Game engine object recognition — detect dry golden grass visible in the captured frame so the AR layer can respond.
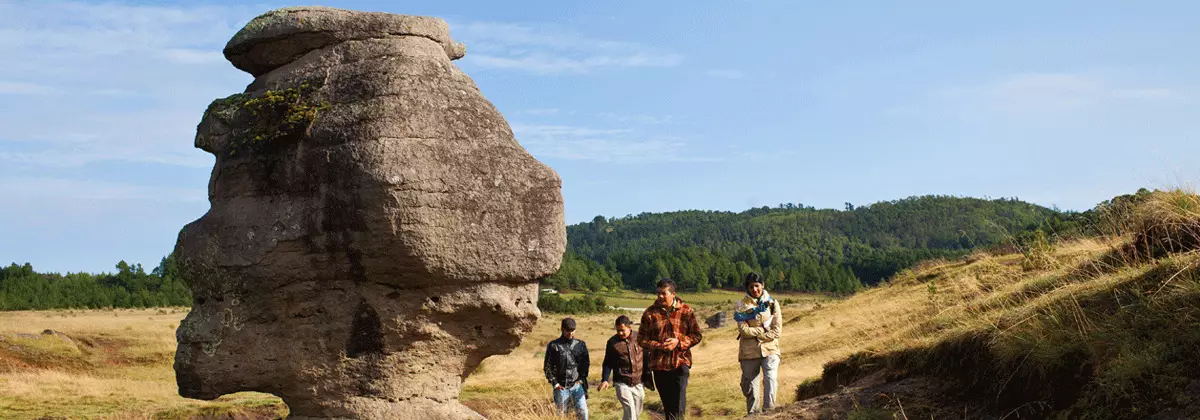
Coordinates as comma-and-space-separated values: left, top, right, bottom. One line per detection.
461, 288, 927, 419
0, 308, 284, 419
0, 239, 1152, 420
462, 235, 1169, 419
10, 189, 1198, 420
778, 191, 1200, 418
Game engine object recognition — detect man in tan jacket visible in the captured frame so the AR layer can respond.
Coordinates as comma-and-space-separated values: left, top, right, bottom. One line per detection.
735, 272, 782, 415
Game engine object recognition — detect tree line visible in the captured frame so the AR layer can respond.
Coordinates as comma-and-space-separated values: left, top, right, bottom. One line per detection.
544, 195, 1093, 295
0, 255, 190, 310
3, 193, 1121, 310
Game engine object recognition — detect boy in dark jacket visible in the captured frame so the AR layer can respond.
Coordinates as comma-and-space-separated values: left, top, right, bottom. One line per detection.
544, 317, 589, 420
599, 315, 645, 420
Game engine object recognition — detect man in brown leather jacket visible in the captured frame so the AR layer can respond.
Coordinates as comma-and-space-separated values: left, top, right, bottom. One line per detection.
599, 315, 645, 420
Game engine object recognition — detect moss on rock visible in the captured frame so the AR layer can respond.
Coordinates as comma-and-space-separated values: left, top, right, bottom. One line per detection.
200, 82, 329, 157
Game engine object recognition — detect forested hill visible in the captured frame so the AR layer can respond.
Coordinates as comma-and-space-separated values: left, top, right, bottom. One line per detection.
547, 195, 1087, 294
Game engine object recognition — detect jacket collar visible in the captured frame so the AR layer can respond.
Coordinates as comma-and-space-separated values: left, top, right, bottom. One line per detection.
651, 297, 684, 312
555, 335, 577, 344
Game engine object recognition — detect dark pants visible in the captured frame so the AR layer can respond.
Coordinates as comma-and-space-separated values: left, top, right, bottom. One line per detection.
652, 365, 690, 420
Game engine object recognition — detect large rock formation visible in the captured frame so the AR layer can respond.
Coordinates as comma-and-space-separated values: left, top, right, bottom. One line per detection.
172, 7, 565, 419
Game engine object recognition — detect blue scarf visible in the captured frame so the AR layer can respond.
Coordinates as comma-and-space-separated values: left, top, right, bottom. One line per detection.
733, 291, 772, 322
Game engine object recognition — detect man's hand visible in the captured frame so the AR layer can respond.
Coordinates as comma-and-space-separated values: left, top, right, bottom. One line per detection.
663, 337, 679, 350
554, 384, 565, 390
598, 381, 611, 391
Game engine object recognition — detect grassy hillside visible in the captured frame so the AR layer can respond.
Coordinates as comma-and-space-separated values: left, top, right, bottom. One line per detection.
767, 188, 1200, 419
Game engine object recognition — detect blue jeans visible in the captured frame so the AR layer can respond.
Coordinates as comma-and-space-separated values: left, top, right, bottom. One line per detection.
553, 382, 589, 420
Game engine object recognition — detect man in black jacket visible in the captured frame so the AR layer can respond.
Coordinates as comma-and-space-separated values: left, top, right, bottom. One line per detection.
544, 317, 590, 420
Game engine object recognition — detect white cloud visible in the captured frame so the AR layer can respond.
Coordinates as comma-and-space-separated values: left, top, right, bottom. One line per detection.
1112, 88, 1173, 99
512, 123, 715, 163
161, 48, 227, 65
470, 53, 681, 74
0, 81, 54, 95
705, 69, 744, 80
453, 22, 635, 51
0, 177, 206, 203
0, 107, 218, 168
0, 2, 247, 55
739, 151, 795, 162
518, 109, 674, 125
596, 112, 676, 125
452, 21, 683, 74
0, 1, 251, 168
522, 108, 563, 115
932, 73, 1177, 115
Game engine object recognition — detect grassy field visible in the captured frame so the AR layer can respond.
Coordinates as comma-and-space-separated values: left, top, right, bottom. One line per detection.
462, 289, 842, 420
6, 235, 1195, 420
0, 308, 285, 419
6, 190, 1196, 419
466, 190, 1200, 419
5, 237, 1194, 419
0, 291, 832, 419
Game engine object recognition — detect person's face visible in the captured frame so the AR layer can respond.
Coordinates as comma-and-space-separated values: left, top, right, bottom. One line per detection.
748, 282, 764, 298
656, 286, 675, 306
615, 324, 632, 339
562, 328, 575, 338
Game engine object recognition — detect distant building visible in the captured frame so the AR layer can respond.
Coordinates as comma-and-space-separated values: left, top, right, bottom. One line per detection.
540, 288, 558, 295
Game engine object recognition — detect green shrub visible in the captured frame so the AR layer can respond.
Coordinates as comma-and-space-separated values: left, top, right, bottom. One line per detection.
537, 293, 611, 314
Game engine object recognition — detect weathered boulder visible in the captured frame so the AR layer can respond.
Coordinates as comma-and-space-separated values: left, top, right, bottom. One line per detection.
173, 7, 565, 419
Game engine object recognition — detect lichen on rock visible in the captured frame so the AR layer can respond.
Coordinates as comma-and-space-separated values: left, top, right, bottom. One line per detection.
197, 82, 329, 157
174, 6, 564, 420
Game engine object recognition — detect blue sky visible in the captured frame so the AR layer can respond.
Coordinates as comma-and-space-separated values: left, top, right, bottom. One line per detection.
2, 0, 1198, 274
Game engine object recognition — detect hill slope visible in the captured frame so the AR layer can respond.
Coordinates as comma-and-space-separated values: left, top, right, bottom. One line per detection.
766, 189, 1200, 419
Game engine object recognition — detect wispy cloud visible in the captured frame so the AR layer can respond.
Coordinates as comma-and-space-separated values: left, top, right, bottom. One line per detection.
930, 73, 1177, 115
517, 109, 676, 125
521, 108, 562, 115
705, 69, 744, 80
1111, 88, 1173, 99
596, 112, 676, 125
0, 81, 55, 95
0, 2, 248, 56
452, 22, 683, 74
161, 48, 227, 65
469, 53, 680, 74
0, 108, 217, 168
739, 151, 795, 162
0, 1, 251, 168
512, 124, 715, 163
0, 177, 206, 203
